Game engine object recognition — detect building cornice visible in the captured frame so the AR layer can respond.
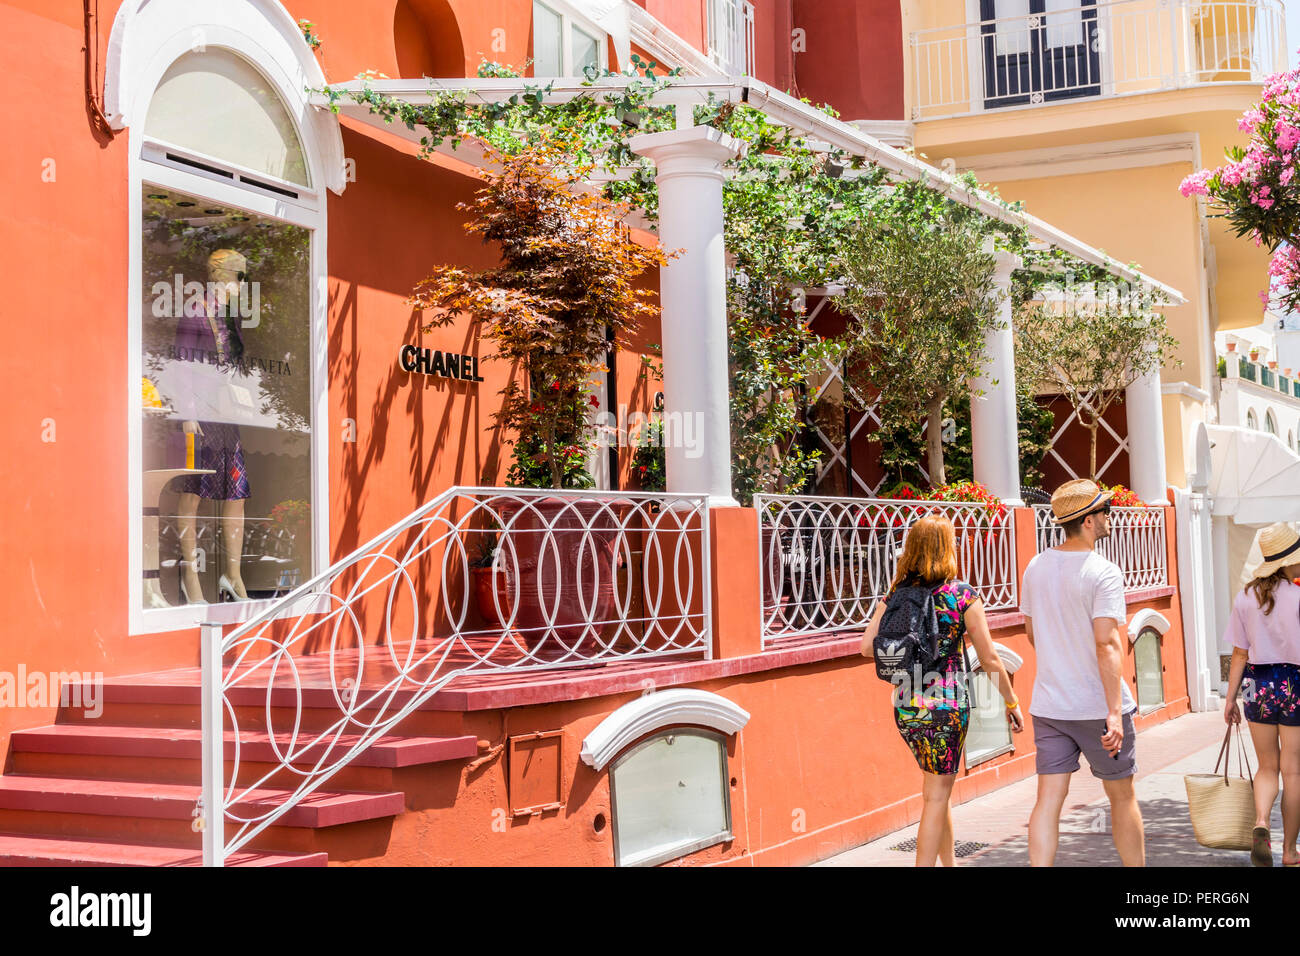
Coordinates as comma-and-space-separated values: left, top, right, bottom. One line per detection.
956, 133, 1199, 183
1162, 381, 1211, 404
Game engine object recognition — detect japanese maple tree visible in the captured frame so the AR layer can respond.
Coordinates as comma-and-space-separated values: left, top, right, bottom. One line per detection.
410, 133, 670, 489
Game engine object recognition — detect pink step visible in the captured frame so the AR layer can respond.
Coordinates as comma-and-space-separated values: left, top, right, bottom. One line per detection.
0, 775, 404, 828
0, 832, 325, 867
14, 725, 478, 769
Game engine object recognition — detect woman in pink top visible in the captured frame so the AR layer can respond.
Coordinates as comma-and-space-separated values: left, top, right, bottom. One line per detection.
1224, 523, 1300, 867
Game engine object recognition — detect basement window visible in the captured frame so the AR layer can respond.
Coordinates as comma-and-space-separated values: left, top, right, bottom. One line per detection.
965, 671, 1014, 767
609, 729, 732, 866
1134, 627, 1165, 713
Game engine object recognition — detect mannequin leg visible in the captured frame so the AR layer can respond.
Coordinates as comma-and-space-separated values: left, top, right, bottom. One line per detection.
177, 491, 207, 604
220, 498, 249, 600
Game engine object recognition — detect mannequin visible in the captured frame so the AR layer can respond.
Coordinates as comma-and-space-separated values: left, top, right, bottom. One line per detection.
175, 248, 251, 603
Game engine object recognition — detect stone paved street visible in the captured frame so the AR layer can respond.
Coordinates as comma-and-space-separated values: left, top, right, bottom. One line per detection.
816, 707, 1290, 867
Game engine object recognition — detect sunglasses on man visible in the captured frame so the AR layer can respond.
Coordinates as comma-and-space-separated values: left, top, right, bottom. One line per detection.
1084, 503, 1112, 519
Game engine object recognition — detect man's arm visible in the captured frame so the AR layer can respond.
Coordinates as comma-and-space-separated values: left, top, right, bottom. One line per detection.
1094, 615, 1125, 755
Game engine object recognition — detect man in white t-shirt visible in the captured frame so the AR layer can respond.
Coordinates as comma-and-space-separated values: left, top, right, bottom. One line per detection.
1020, 478, 1144, 867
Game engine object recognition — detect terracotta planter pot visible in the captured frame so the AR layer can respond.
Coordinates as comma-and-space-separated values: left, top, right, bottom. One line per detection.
491, 496, 630, 658
472, 566, 510, 629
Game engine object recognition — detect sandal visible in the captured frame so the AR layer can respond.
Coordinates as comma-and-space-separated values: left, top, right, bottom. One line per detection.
1252, 826, 1273, 868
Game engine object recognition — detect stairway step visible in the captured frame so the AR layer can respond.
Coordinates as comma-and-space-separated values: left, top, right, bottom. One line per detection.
0, 832, 325, 867
14, 725, 478, 769
0, 776, 404, 829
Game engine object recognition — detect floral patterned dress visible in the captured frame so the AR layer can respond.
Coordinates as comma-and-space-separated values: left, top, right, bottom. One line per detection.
892, 579, 978, 775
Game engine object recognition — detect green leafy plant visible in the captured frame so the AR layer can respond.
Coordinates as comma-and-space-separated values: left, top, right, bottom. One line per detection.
631, 419, 666, 491
1014, 281, 1179, 479
297, 19, 321, 50
839, 182, 1007, 487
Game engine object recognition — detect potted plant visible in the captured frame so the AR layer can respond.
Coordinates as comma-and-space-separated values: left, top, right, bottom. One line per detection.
1250, 347, 1261, 361
1226, 341, 1238, 353
410, 134, 668, 656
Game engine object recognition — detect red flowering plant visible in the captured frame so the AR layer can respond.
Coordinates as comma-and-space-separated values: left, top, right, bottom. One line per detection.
1102, 483, 1146, 508
859, 480, 1008, 532
1180, 62, 1300, 310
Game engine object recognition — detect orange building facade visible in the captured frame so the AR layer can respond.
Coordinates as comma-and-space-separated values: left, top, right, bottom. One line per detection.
0, 0, 1191, 866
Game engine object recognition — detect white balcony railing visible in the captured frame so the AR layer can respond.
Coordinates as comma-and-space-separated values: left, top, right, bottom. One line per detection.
200, 487, 710, 864
910, 0, 1286, 120
755, 495, 1018, 647
1034, 504, 1168, 590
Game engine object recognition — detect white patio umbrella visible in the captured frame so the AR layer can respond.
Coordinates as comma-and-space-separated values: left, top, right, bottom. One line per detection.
1207, 424, 1300, 524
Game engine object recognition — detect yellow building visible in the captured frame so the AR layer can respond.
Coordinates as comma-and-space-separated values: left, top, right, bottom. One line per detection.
900, 0, 1284, 489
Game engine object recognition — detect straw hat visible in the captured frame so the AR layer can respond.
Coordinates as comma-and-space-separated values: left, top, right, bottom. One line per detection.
1243, 523, 1300, 582
1049, 478, 1114, 524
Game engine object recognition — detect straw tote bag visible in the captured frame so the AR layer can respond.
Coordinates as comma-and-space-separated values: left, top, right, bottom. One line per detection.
1184, 724, 1256, 851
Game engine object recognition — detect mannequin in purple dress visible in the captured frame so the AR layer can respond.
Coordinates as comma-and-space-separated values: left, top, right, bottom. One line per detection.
174, 248, 252, 604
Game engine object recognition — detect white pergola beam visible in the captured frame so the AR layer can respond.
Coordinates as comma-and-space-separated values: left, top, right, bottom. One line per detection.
311, 75, 1186, 303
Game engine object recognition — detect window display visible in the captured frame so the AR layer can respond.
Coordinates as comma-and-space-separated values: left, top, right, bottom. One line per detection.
140, 186, 312, 609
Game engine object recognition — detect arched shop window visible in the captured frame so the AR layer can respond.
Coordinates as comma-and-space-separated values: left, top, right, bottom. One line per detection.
609, 729, 733, 867
1133, 627, 1165, 712
116, 1, 343, 632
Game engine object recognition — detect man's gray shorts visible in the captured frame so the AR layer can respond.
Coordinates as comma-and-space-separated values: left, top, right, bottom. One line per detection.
1033, 711, 1137, 779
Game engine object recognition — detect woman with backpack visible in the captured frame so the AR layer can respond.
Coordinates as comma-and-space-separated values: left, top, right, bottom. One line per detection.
861, 514, 1023, 866
1223, 522, 1300, 867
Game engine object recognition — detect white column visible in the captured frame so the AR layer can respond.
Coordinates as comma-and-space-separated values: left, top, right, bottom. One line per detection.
631, 126, 745, 507
1126, 354, 1169, 504
971, 249, 1024, 506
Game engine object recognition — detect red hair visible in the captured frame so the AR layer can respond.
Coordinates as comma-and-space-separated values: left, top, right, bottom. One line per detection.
890, 514, 959, 590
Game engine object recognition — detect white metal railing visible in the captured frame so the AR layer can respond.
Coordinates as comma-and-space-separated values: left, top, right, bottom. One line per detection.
1033, 504, 1168, 590
706, 0, 755, 75
911, 0, 1286, 120
199, 487, 710, 864
754, 495, 1017, 646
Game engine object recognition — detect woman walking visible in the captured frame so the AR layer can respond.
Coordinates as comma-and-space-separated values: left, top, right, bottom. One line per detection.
1224, 522, 1300, 867
861, 514, 1023, 866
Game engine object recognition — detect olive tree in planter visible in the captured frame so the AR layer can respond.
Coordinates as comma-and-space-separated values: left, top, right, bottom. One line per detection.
838, 183, 1005, 488
1014, 280, 1178, 480
411, 135, 670, 655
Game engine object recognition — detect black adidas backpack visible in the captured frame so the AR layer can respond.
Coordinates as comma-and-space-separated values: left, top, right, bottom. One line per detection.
872, 584, 941, 684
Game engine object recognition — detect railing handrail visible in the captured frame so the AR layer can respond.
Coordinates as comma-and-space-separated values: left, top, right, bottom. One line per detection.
217, 485, 709, 648
755, 493, 1018, 646
203, 486, 712, 864
910, 0, 1282, 40
910, 0, 1154, 40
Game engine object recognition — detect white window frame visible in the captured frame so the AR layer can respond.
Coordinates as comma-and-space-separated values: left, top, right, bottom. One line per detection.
1132, 627, 1166, 714
609, 727, 734, 867
963, 641, 1023, 768
705, 0, 755, 76
533, 0, 610, 76
113, 2, 342, 635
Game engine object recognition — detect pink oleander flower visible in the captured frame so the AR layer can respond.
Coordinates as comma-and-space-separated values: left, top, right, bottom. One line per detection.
1179, 170, 1211, 197
1239, 109, 1265, 131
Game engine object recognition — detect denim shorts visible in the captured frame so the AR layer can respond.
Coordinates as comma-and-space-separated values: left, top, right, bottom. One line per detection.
1243, 662, 1300, 727
1033, 711, 1137, 779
